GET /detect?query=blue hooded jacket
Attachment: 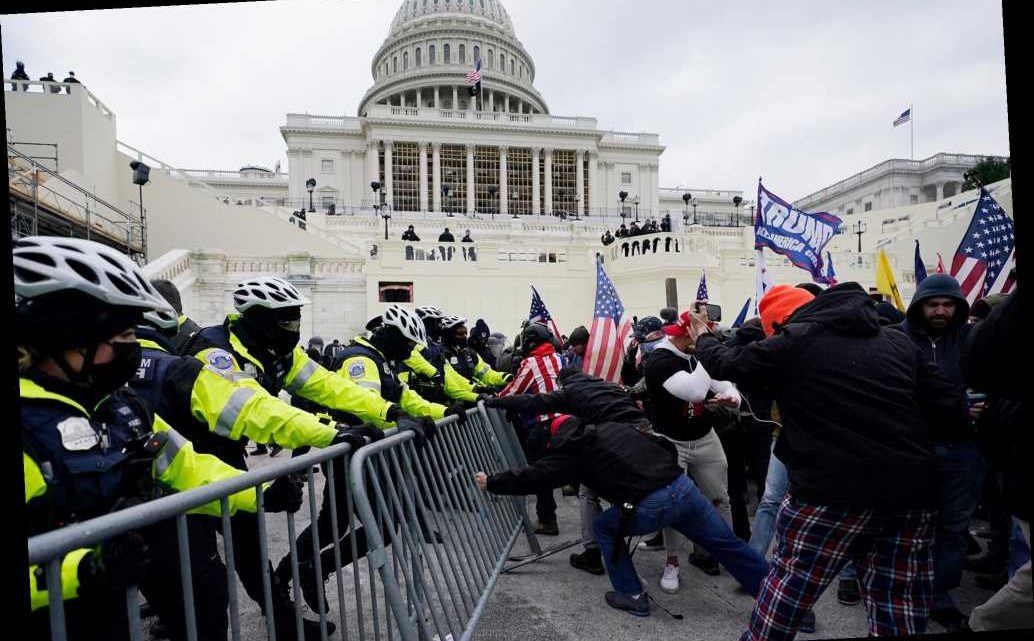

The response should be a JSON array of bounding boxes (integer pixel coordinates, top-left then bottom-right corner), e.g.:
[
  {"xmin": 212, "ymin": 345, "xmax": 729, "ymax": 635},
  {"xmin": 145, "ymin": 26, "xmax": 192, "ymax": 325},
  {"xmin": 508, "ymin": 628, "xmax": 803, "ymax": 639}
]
[{"xmin": 893, "ymin": 273, "xmax": 971, "ymax": 390}]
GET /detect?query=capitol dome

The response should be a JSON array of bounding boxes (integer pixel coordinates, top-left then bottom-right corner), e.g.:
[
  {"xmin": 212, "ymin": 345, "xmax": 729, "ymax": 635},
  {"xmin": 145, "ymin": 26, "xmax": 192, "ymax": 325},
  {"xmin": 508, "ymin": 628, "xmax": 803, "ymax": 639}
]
[{"xmin": 358, "ymin": 0, "xmax": 548, "ymax": 116}]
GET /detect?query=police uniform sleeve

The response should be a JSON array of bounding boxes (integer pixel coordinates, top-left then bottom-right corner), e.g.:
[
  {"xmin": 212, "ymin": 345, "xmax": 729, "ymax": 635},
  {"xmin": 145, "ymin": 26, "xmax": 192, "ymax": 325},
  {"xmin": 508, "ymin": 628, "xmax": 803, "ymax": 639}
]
[
  {"xmin": 443, "ymin": 362, "xmax": 479, "ymax": 402},
  {"xmin": 24, "ymin": 453, "xmax": 93, "ymax": 611},
  {"xmin": 400, "ymin": 383, "xmax": 447, "ymax": 420},
  {"xmin": 473, "ymin": 354, "xmax": 512, "ymax": 388},
  {"xmin": 149, "ymin": 415, "xmax": 259, "ymax": 516},
  {"xmin": 283, "ymin": 347, "xmax": 394, "ymax": 427},
  {"xmin": 174, "ymin": 359, "xmax": 337, "ymax": 449},
  {"xmin": 336, "ymin": 354, "xmax": 384, "ymax": 395},
  {"xmin": 403, "ymin": 344, "xmax": 440, "ymax": 379}
]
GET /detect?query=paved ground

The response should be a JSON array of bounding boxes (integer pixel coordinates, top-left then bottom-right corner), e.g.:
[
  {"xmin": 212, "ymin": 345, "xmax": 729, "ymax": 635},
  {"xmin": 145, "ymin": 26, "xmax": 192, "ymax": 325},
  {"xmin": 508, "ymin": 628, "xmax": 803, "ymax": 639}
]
[{"xmin": 476, "ymin": 490, "xmax": 1002, "ymax": 641}]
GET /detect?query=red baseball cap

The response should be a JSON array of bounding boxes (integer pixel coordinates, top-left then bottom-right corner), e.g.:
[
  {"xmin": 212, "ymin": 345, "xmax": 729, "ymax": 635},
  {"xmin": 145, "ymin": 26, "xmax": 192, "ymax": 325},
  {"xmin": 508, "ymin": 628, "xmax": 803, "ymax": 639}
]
[
  {"xmin": 661, "ymin": 310, "xmax": 693, "ymax": 337},
  {"xmin": 550, "ymin": 414, "xmax": 574, "ymax": 437}
]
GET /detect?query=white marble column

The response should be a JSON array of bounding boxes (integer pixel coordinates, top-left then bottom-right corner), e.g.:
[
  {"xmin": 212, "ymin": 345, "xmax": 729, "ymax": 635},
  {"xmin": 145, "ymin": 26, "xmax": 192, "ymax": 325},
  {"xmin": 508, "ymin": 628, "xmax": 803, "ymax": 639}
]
[
  {"xmin": 452, "ymin": 86, "xmax": 458, "ymax": 110},
  {"xmin": 489, "ymin": 90, "xmax": 495, "ymax": 112},
  {"xmin": 418, "ymin": 142, "xmax": 429, "ymax": 212},
  {"xmin": 466, "ymin": 144, "xmax": 476, "ymax": 214},
  {"xmin": 544, "ymin": 148, "xmax": 553, "ymax": 215},
  {"xmin": 384, "ymin": 140, "xmax": 394, "ymax": 208},
  {"xmin": 517, "ymin": 99, "xmax": 524, "ymax": 114},
  {"xmin": 936, "ymin": 182, "xmax": 945, "ymax": 201},
  {"xmin": 575, "ymin": 150, "xmax": 585, "ymax": 217},
  {"xmin": 434, "ymin": 86, "xmax": 440, "ymax": 109},
  {"xmin": 416, "ymin": 89, "xmax": 423, "ymax": 108},
  {"xmin": 531, "ymin": 148, "xmax": 541, "ymax": 215},
  {"xmin": 340, "ymin": 150, "xmax": 352, "ymax": 208},
  {"xmin": 504, "ymin": 95, "xmax": 510, "ymax": 113},
  {"xmin": 499, "ymin": 146, "xmax": 509, "ymax": 216},
  {"xmin": 367, "ymin": 141, "xmax": 379, "ymax": 204},
  {"xmin": 432, "ymin": 142, "xmax": 442, "ymax": 213},
  {"xmin": 587, "ymin": 151, "xmax": 597, "ymax": 216}
]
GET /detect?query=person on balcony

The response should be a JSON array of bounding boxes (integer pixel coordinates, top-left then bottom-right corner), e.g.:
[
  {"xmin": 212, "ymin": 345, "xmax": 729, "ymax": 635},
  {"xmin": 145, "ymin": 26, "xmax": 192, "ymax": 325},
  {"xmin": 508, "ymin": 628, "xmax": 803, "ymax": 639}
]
[
  {"xmin": 401, "ymin": 225, "xmax": 420, "ymax": 241},
  {"xmin": 11, "ymin": 60, "xmax": 29, "ymax": 89}
]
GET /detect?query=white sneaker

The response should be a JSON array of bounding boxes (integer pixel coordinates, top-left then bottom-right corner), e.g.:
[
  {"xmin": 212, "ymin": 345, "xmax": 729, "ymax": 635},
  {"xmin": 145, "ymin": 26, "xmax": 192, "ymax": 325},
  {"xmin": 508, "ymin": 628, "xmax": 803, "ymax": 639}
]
[{"xmin": 660, "ymin": 563, "xmax": 680, "ymax": 594}]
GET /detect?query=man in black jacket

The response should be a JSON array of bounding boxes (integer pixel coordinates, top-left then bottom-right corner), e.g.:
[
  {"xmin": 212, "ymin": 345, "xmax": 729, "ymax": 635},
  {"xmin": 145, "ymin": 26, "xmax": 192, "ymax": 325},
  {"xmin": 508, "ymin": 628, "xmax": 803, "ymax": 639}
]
[
  {"xmin": 893, "ymin": 274, "xmax": 984, "ymax": 630},
  {"xmin": 475, "ymin": 414, "xmax": 768, "ymax": 617},
  {"xmin": 486, "ymin": 367, "xmax": 651, "ymax": 575},
  {"xmin": 690, "ymin": 282, "xmax": 968, "ymax": 640}
]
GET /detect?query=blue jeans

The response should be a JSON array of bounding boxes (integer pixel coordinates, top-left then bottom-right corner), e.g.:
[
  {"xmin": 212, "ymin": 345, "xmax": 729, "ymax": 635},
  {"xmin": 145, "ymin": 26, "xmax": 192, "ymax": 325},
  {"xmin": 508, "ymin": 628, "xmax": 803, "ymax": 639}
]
[
  {"xmin": 1009, "ymin": 517, "xmax": 1031, "ymax": 579},
  {"xmin": 932, "ymin": 442, "xmax": 986, "ymax": 609},
  {"xmin": 749, "ymin": 441, "xmax": 858, "ymax": 582},
  {"xmin": 594, "ymin": 475, "xmax": 769, "ymax": 596}
]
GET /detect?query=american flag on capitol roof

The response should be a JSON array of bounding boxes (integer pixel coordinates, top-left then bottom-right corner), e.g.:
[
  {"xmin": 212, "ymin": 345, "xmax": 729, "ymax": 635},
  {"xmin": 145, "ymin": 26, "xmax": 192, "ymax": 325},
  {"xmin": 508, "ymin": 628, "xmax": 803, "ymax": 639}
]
[
  {"xmin": 950, "ymin": 187, "xmax": 1016, "ymax": 304},
  {"xmin": 583, "ymin": 262, "xmax": 631, "ymax": 384}
]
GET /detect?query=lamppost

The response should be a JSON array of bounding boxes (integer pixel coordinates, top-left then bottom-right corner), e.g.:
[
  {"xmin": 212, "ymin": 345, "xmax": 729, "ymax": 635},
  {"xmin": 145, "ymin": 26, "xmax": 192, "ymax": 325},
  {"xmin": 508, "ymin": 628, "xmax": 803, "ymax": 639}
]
[
  {"xmin": 853, "ymin": 219, "xmax": 867, "ymax": 252},
  {"xmin": 732, "ymin": 195, "xmax": 743, "ymax": 227},
  {"xmin": 633, "ymin": 195, "xmax": 640, "ymax": 223},
  {"xmin": 488, "ymin": 186, "xmax": 498, "ymax": 221},
  {"xmin": 372, "ymin": 181, "xmax": 390, "ymax": 240},
  {"xmin": 618, "ymin": 190, "xmax": 628, "ymax": 224},
  {"xmin": 443, "ymin": 184, "xmax": 453, "ymax": 217},
  {"xmin": 129, "ymin": 160, "xmax": 150, "ymax": 260},
  {"xmin": 682, "ymin": 192, "xmax": 692, "ymax": 227},
  {"xmin": 511, "ymin": 189, "xmax": 520, "ymax": 219},
  {"xmin": 306, "ymin": 177, "xmax": 316, "ymax": 213}
]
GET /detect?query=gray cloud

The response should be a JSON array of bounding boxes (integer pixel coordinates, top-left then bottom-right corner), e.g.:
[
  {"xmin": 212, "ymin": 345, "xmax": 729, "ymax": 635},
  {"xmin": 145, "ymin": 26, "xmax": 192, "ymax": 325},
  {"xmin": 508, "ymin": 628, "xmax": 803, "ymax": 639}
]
[{"xmin": 2, "ymin": 0, "xmax": 1008, "ymax": 200}]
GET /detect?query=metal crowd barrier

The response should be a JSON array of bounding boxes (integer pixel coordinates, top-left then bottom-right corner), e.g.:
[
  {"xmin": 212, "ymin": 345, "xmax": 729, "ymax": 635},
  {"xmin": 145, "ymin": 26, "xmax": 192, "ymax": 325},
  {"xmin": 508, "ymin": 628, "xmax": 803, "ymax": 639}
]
[{"xmin": 26, "ymin": 404, "xmax": 539, "ymax": 641}]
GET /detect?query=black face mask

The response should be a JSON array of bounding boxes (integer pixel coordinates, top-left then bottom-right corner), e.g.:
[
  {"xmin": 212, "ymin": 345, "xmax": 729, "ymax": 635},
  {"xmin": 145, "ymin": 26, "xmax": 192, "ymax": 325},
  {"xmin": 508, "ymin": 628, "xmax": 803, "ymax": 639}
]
[
  {"xmin": 240, "ymin": 308, "xmax": 301, "ymax": 357},
  {"xmin": 87, "ymin": 341, "xmax": 142, "ymax": 392},
  {"xmin": 372, "ymin": 327, "xmax": 413, "ymax": 362}
]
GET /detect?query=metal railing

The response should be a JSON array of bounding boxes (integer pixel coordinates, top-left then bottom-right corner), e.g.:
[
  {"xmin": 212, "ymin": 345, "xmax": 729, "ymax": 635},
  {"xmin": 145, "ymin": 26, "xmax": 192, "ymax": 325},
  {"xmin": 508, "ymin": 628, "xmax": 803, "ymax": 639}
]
[{"xmin": 27, "ymin": 405, "xmax": 536, "ymax": 641}]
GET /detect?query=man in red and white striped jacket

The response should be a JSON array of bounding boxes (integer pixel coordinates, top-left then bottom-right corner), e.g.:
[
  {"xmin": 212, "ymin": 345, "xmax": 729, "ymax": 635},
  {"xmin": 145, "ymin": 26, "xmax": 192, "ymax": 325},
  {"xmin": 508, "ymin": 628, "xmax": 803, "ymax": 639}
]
[{"xmin": 498, "ymin": 322, "xmax": 564, "ymax": 535}]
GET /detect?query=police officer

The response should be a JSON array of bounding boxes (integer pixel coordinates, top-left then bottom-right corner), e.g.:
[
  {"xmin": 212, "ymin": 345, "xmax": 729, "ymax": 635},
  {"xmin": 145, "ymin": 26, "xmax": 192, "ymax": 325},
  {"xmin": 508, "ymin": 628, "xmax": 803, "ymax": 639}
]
[
  {"xmin": 277, "ymin": 306, "xmax": 461, "ymax": 611},
  {"xmin": 15, "ymin": 237, "xmax": 301, "ymax": 641},
  {"xmin": 402, "ymin": 305, "xmax": 484, "ymax": 404},
  {"xmin": 132, "ymin": 300, "xmax": 382, "ymax": 639},
  {"xmin": 440, "ymin": 315, "xmax": 512, "ymax": 390},
  {"xmin": 180, "ymin": 275, "xmax": 428, "ymax": 637}
]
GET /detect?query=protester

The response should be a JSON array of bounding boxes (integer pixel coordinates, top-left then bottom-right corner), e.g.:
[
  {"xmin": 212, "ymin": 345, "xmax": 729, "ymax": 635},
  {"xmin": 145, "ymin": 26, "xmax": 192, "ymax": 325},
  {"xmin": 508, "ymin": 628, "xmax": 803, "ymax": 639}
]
[
  {"xmin": 893, "ymin": 274, "xmax": 984, "ymax": 631},
  {"xmin": 563, "ymin": 325, "xmax": 589, "ymax": 371},
  {"xmin": 690, "ymin": 282, "xmax": 969, "ymax": 639},
  {"xmin": 401, "ymin": 225, "xmax": 420, "ymax": 241},
  {"xmin": 12, "ymin": 60, "xmax": 29, "ymax": 89},
  {"xmin": 475, "ymin": 410, "xmax": 769, "ymax": 617}
]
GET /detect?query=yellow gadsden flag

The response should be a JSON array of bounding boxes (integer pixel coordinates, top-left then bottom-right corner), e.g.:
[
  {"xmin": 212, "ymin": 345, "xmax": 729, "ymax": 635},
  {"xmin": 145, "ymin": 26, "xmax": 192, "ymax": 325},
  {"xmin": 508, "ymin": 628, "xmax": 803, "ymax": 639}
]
[{"xmin": 875, "ymin": 248, "xmax": 906, "ymax": 311}]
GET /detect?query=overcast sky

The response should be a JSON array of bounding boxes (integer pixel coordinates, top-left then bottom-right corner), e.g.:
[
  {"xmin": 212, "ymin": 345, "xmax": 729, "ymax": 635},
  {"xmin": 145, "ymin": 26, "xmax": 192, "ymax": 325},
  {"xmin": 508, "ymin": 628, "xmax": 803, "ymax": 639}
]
[{"xmin": 2, "ymin": 0, "xmax": 1010, "ymax": 200}]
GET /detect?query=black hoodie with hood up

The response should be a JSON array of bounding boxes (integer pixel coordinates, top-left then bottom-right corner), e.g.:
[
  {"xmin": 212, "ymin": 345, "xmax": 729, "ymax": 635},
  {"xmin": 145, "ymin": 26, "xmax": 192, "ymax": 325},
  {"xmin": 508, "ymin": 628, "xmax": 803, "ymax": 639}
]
[
  {"xmin": 893, "ymin": 273, "xmax": 971, "ymax": 390},
  {"xmin": 694, "ymin": 282, "xmax": 968, "ymax": 509}
]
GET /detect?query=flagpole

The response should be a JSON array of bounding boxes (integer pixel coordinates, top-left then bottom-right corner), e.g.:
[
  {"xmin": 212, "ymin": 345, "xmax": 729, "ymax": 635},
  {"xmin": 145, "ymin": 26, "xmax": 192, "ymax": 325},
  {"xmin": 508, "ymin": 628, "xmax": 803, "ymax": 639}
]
[{"xmin": 910, "ymin": 103, "xmax": 915, "ymax": 160}]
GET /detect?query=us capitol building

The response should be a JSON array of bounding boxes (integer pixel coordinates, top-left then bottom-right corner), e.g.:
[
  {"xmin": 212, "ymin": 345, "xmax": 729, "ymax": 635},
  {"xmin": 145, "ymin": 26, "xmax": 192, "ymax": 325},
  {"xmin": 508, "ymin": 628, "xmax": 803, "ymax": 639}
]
[{"xmin": 6, "ymin": 0, "xmax": 1012, "ymax": 342}]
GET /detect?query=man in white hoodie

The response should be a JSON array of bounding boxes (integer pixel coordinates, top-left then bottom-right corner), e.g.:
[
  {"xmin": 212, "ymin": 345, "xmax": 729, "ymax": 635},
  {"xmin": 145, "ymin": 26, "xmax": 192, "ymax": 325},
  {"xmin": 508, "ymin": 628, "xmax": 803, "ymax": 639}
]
[{"xmin": 643, "ymin": 309, "xmax": 741, "ymax": 593}]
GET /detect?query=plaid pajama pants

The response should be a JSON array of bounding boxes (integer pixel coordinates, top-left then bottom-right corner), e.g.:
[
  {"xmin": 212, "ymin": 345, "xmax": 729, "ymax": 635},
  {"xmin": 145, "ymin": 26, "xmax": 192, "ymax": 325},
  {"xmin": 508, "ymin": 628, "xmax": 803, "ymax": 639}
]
[{"xmin": 742, "ymin": 495, "xmax": 935, "ymax": 640}]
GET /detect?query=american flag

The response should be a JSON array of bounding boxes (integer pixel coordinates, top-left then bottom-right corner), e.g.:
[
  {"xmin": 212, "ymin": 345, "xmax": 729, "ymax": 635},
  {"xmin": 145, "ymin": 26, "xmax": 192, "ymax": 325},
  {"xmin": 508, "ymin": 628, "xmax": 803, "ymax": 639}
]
[
  {"xmin": 825, "ymin": 251, "xmax": 838, "ymax": 285},
  {"xmin": 696, "ymin": 272, "xmax": 709, "ymax": 303},
  {"xmin": 950, "ymin": 188, "xmax": 1016, "ymax": 303},
  {"xmin": 893, "ymin": 108, "xmax": 912, "ymax": 127},
  {"xmin": 583, "ymin": 262, "xmax": 632, "ymax": 384},
  {"xmin": 935, "ymin": 253, "xmax": 945, "ymax": 274},
  {"xmin": 465, "ymin": 57, "xmax": 482, "ymax": 85},
  {"xmin": 529, "ymin": 285, "xmax": 562, "ymax": 340}
]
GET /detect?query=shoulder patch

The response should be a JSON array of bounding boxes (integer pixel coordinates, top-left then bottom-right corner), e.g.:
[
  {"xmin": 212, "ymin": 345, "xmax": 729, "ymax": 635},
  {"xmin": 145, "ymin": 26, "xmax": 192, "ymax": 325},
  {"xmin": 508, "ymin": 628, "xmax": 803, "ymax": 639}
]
[
  {"xmin": 347, "ymin": 361, "xmax": 366, "ymax": 378},
  {"xmin": 206, "ymin": 349, "xmax": 235, "ymax": 371},
  {"xmin": 56, "ymin": 417, "xmax": 99, "ymax": 451}
]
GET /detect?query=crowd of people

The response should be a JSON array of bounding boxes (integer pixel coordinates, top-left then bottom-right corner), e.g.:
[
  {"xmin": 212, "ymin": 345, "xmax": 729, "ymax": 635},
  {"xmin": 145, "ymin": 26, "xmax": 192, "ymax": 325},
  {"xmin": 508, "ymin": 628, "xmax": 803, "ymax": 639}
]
[
  {"xmin": 10, "ymin": 61, "xmax": 80, "ymax": 92},
  {"xmin": 16, "ymin": 234, "xmax": 1029, "ymax": 640},
  {"xmin": 601, "ymin": 214, "xmax": 673, "ymax": 246}
]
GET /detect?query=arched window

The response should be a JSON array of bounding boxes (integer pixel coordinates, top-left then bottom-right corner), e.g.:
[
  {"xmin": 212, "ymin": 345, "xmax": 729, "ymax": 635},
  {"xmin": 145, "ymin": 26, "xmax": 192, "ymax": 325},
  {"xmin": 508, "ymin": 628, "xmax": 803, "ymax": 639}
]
[
  {"xmin": 429, "ymin": 44, "xmax": 436, "ymax": 64},
  {"xmin": 393, "ymin": 56, "xmax": 398, "ymax": 73},
  {"xmin": 403, "ymin": 51, "xmax": 409, "ymax": 70},
  {"xmin": 487, "ymin": 49, "xmax": 493, "ymax": 69},
  {"xmin": 510, "ymin": 59, "xmax": 514, "ymax": 75},
  {"xmin": 473, "ymin": 45, "xmax": 479, "ymax": 63},
  {"xmin": 416, "ymin": 47, "xmax": 422, "ymax": 66},
  {"xmin": 499, "ymin": 53, "xmax": 505, "ymax": 71},
  {"xmin": 445, "ymin": 43, "xmax": 451, "ymax": 63},
  {"xmin": 458, "ymin": 44, "xmax": 464, "ymax": 63}
]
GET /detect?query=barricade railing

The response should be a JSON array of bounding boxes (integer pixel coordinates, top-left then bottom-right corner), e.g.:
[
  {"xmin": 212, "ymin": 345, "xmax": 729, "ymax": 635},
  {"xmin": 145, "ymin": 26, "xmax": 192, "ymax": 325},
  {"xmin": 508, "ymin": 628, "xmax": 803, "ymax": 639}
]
[{"xmin": 26, "ymin": 404, "xmax": 538, "ymax": 641}]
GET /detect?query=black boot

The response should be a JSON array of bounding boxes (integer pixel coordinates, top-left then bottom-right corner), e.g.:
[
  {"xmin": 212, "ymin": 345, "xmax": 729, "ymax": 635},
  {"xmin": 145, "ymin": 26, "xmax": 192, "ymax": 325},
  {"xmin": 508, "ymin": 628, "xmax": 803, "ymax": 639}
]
[
  {"xmin": 570, "ymin": 548, "xmax": 605, "ymax": 575},
  {"xmin": 298, "ymin": 560, "xmax": 330, "ymax": 614},
  {"xmin": 271, "ymin": 603, "xmax": 336, "ymax": 640}
]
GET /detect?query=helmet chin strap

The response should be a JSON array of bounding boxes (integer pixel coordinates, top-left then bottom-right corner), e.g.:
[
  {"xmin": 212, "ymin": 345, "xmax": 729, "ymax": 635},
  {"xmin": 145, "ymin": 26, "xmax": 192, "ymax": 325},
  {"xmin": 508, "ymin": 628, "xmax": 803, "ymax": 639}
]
[{"xmin": 50, "ymin": 343, "xmax": 100, "ymax": 388}]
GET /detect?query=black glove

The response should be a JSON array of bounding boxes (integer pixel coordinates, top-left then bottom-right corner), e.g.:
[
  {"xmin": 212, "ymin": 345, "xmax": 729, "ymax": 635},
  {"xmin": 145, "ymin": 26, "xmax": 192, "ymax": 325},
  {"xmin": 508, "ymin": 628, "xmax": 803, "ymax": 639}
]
[
  {"xmin": 395, "ymin": 414, "xmax": 437, "ymax": 448},
  {"xmin": 263, "ymin": 474, "xmax": 304, "ymax": 513},
  {"xmin": 444, "ymin": 402, "xmax": 467, "ymax": 423},
  {"xmin": 79, "ymin": 530, "xmax": 151, "ymax": 593},
  {"xmin": 475, "ymin": 393, "xmax": 495, "ymax": 405},
  {"xmin": 331, "ymin": 423, "xmax": 384, "ymax": 450}
]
